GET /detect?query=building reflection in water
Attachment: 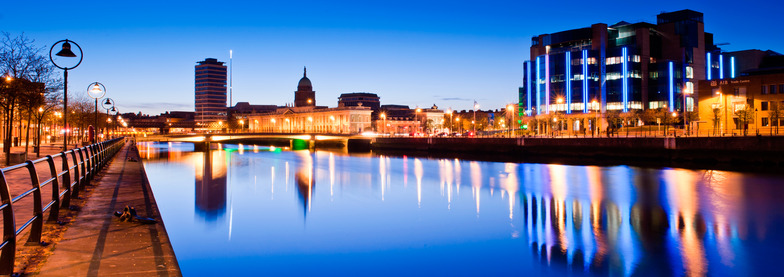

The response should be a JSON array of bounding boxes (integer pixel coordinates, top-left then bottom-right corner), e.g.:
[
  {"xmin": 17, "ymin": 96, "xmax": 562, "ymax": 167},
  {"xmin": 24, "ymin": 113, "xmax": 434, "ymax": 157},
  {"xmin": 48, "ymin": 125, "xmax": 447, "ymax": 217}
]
[
  {"xmin": 138, "ymin": 142, "xmax": 784, "ymax": 276},
  {"xmin": 194, "ymin": 149, "xmax": 227, "ymax": 221},
  {"xmin": 295, "ymin": 150, "xmax": 315, "ymax": 218}
]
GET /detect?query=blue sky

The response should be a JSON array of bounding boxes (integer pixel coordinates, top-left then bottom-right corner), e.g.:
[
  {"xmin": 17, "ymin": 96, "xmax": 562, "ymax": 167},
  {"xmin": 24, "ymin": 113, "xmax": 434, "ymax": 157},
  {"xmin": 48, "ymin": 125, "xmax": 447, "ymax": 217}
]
[{"xmin": 2, "ymin": 0, "xmax": 781, "ymax": 115}]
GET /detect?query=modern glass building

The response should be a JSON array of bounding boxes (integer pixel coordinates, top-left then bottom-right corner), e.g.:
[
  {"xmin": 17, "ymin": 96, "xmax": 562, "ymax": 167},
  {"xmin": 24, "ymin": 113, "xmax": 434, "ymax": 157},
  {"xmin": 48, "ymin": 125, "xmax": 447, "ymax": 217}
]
[
  {"xmin": 195, "ymin": 58, "xmax": 228, "ymax": 128},
  {"xmin": 519, "ymin": 10, "xmax": 738, "ymax": 124}
]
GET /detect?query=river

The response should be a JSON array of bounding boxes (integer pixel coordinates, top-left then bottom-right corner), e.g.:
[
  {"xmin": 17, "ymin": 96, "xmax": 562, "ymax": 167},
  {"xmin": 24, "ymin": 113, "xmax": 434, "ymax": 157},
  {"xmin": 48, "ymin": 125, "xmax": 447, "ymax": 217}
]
[{"xmin": 138, "ymin": 141, "xmax": 784, "ymax": 276}]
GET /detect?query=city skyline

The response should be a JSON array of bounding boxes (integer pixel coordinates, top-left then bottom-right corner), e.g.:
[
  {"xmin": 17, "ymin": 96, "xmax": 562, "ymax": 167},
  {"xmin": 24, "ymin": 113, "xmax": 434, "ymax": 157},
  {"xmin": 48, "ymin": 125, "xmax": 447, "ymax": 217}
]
[{"xmin": 2, "ymin": 0, "xmax": 782, "ymax": 115}]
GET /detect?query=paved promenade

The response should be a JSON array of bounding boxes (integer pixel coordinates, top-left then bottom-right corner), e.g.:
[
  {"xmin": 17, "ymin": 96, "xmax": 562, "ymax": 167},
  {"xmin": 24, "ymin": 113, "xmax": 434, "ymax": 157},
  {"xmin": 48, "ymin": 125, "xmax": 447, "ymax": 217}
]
[{"xmin": 27, "ymin": 142, "xmax": 181, "ymax": 276}]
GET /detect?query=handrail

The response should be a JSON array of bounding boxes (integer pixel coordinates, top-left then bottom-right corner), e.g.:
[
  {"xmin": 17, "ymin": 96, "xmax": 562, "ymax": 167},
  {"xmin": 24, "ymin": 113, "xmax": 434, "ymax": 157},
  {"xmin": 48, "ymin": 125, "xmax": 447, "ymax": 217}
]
[{"xmin": 0, "ymin": 137, "xmax": 126, "ymax": 275}]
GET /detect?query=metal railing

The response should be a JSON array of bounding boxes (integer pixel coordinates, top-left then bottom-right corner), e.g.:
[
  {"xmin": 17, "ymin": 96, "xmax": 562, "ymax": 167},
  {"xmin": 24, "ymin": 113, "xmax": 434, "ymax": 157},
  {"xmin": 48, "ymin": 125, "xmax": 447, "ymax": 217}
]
[{"xmin": 0, "ymin": 137, "xmax": 125, "ymax": 275}]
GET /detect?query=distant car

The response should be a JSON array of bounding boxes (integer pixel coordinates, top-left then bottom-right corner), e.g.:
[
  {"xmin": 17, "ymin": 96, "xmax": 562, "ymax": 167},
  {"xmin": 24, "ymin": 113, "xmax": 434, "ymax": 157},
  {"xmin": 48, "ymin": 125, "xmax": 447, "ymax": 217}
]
[{"xmin": 463, "ymin": 131, "xmax": 474, "ymax": 137}]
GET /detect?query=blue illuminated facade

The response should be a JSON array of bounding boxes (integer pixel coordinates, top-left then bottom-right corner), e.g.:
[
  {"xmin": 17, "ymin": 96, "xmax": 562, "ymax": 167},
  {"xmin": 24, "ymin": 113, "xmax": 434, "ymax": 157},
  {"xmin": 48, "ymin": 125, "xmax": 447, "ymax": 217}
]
[{"xmin": 520, "ymin": 9, "xmax": 739, "ymax": 120}]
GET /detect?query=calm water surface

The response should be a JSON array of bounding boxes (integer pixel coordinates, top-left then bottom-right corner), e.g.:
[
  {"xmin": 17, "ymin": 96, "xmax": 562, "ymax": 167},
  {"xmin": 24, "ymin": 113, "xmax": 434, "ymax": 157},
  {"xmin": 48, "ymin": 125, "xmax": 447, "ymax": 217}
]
[{"xmin": 139, "ymin": 142, "xmax": 784, "ymax": 276}]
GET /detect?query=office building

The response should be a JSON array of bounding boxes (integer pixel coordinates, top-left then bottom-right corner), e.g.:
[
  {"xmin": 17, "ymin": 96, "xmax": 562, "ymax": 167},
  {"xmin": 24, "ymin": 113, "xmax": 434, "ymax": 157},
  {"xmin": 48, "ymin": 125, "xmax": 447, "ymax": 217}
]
[
  {"xmin": 195, "ymin": 58, "xmax": 228, "ymax": 128},
  {"xmin": 519, "ymin": 9, "xmax": 740, "ymax": 132}
]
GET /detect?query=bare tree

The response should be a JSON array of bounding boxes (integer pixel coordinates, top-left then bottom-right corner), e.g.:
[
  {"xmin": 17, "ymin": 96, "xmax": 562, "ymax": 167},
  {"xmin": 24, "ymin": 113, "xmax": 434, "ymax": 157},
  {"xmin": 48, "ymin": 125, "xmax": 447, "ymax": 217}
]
[
  {"xmin": 734, "ymin": 105, "xmax": 755, "ymax": 136},
  {"xmin": 1, "ymin": 32, "xmax": 61, "ymax": 161},
  {"xmin": 621, "ymin": 111, "xmax": 640, "ymax": 137},
  {"xmin": 712, "ymin": 107, "xmax": 722, "ymax": 136},
  {"xmin": 605, "ymin": 110, "xmax": 621, "ymax": 137},
  {"xmin": 69, "ymin": 94, "xmax": 95, "ymax": 145},
  {"xmin": 769, "ymin": 101, "xmax": 784, "ymax": 135}
]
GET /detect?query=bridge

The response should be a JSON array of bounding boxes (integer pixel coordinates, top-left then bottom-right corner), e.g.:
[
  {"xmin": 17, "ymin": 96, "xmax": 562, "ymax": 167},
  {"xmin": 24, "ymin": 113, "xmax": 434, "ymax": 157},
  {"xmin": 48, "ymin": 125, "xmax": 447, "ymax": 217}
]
[{"xmin": 136, "ymin": 132, "xmax": 373, "ymax": 151}]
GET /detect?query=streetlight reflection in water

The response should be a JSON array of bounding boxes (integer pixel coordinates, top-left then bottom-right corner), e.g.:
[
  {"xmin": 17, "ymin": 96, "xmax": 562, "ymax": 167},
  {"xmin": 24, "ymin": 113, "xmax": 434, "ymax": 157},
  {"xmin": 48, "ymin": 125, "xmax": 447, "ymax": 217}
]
[{"xmin": 138, "ymin": 141, "xmax": 784, "ymax": 276}]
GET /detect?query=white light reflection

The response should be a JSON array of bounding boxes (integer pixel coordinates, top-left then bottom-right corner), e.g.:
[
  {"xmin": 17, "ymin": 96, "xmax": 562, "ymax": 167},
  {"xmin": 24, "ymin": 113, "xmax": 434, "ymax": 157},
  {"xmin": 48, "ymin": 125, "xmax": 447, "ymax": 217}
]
[
  {"xmin": 454, "ymin": 158, "xmax": 461, "ymax": 196},
  {"xmin": 470, "ymin": 161, "xmax": 481, "ymax": 216},
  {"xmin": 379, "ymin": 155, "xmax": 386, "ymax": 201},
  {"xmin": 270, "ymin": 166, "xmax": 275, "ymax": 200},
  {"xmin": 414, "ymin": 158, "xmax": 423, "ymax": 207},
  {"xmin": 330, "ymin": 153, "xmax": 335, "ymax": 199},
  {"xmin": 502, "ymin": 163, "xmax": 518, "ymax": 221},
  {"xmin": 665, "ymin": 169, "xmax": 706, "ymax": 277}
]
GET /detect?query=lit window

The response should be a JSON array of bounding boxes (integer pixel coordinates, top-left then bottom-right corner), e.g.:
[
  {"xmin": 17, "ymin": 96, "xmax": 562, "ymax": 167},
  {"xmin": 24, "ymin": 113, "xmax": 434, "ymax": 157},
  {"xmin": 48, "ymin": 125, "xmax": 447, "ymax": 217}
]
[{"xmin": 686, "ymin": 66, "xmax": 694, "ymax": 79}]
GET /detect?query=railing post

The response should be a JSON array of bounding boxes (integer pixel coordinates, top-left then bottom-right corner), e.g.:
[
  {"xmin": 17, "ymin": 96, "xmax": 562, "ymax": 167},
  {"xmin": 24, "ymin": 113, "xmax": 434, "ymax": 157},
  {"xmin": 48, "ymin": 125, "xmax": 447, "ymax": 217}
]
[
  {"xmin": 89, "ymin": 145, "xmax": 97, "ymax": 177},
  {"xmin": 60, "ymin": 152, "xmax": 72, "ymax": 209},
  {"xmin": 96, "ymin": 143, "xmax": 103, "ymax": 169},
  {"xmin": 77, "ymin": 149, "xmax": 87, "ymax": 189},
  {"xmin": 69, "ymin": 151, "xmax": 81, "ymax": 199},
  {"xmin": 0, "ymin": 171, "xmax": 16, "ymax": 275},
  {"xmin": 45, "ymin": 155, "xmax": 61, "ymax": 222},
  {"xmin": 24, "ymin": 161, "xmax": 43, "ymax": 245},
  {"xmin": 81, "ymin": 148, "xmax": 91, "ymax": 182}
]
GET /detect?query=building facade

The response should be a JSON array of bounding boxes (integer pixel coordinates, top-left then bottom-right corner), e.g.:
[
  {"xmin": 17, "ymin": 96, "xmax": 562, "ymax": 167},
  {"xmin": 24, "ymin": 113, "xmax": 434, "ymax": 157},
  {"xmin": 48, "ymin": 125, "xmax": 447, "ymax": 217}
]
[
  {"xmin": 195, "ymin": 58, "xmax": 228, "ymax": 128},
  {"xmin": 519, "ymin": 9, "xmax": 740, "ymax": 133},
  {"xmin": 248, "ymin": 106, "xmax": 372, "ymax": 134},
  {"xmin": 338, "ymin": 92, "xmax": 380, "ymax": 110},
  {"xmin": 246, "ymin": 69, "xmax": 373, "ymax": 134},
  {"xmin": 697, "ymin": 51, "xmax": 784, "ymax": 135}
]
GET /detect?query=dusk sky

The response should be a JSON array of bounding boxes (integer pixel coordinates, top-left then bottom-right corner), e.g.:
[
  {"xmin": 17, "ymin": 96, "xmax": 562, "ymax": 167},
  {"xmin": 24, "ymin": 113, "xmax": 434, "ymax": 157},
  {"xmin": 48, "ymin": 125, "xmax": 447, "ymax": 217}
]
[{"xmin": 2, "ymin": 0, "xmax": 781, "ymax": 115}]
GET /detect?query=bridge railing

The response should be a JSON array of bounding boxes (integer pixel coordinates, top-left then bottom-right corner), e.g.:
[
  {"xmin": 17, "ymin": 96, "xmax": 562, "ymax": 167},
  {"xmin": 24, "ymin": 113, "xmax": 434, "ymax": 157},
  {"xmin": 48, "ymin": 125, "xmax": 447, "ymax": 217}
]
[{"xmin": 0, "ymin": 137, "xmax": 126, "ymax": 275}]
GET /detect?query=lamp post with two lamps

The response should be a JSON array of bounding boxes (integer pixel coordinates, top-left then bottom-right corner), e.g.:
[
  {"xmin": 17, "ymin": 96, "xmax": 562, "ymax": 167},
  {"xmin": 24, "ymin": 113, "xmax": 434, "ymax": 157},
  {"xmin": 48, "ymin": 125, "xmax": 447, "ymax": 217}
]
[{"xmin": 49, "ymin": 39, "xmax": 83, "ymax": 150}]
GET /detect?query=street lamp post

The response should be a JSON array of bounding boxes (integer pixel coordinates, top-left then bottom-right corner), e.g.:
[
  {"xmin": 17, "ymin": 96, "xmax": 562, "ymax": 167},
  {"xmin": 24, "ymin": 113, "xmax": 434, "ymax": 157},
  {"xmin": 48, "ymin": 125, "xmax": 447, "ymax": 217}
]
[
  {"xmin": 473, "ymin": 102, "xmax": 479, "ymax": 136},
  {"xmin": 755, "ymin": 108, "xmax": 759, "ymax": 135},
  {"xmin": 506, "ymin": 104, "xmax": 513, "ymax": 137},
  {"xmin": 49, "ymin": 39, "xmax": 83, "ymax": 150},
  {"xmin": 556, "ymin": 98, "xmax": 564, "ymax": 136},
  {"xmin": 380, "ymin": 113, "xmax": 386, "ymax": 134},
  {"xmin": 591, "ymin": 100, "xmax": 599, "ymax": 137},
  {"xmin": 415, "ymin": 107, "xmax": 422, "ymax": 135},
  {"xmin": 446, "ymin": 108, "xmax": 453, "ymax": 135},
  {"xmin": 102, "ymin": 98, "xmax": 115, "ymax": 139},
  {"xmin": 87, "ymin": 82, "xmax": 106, "ymax": 142}
]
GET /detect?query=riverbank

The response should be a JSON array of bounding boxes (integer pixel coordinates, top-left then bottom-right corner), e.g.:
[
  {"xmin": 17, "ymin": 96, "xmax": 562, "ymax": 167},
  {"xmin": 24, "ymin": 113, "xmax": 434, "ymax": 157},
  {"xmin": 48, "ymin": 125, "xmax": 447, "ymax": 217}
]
[
  {"xmin": 14, "ymin": 142, "xmax": 181, "ymax": 276},
  {"xmin": 370, "ymin": 136, "xmax": 784, "ymax": 172}
]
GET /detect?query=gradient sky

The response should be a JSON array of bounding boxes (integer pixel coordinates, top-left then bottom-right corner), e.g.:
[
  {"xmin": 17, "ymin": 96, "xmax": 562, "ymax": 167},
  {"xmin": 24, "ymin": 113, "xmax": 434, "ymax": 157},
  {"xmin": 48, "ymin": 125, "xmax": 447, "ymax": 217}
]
[{"xmin": 2, "ymin": 0, "xmax": 781, "ymax": 115}]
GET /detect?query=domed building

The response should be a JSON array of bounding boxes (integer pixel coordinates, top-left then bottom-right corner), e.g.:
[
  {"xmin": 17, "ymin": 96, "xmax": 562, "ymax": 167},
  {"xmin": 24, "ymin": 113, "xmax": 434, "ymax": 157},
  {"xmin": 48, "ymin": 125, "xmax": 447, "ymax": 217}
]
[
  {"xmin": 244, "ymin": 67, "xmax": 374, "ymax": 134},
  {"xmin": 294, "ymin": 67, "xmax": 316, "ymax": 107}
]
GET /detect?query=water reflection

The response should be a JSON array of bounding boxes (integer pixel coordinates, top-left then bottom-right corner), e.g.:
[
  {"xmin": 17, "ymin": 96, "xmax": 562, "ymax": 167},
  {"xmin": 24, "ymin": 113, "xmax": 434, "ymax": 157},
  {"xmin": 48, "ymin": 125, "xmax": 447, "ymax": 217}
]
[
  {"xmin": 195, "ymin": 149, "xmax": 227, "ymax": 220},
  {"xmin": 138, "ymin": 142, "xmax": 784, "ymax": 276},
  {"xmin": 295, "ymin": 151, "xmax": 314, "ymax": 217}
]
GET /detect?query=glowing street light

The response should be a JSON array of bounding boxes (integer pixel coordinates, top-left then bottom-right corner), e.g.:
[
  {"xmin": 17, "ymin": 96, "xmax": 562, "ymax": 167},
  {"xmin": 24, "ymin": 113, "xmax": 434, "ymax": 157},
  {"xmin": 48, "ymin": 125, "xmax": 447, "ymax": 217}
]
[
  {"xmin": 415, "ymin": 107, "xmax": 422, "ymax": 134},
  {"xmin": 87, "ymin": 82, "xmax": 106, "ymax": 142},
  {"xmin": 380, "ymin": 113, "xmax": 386, "ymax": 134}
]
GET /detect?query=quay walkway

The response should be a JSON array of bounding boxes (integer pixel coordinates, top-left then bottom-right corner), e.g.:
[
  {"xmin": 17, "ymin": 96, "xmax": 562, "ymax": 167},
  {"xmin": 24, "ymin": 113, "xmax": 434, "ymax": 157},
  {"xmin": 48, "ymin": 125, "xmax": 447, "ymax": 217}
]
[{"xmin": 5, "ymin": 141, "xmax": 180, "ymax": 276}]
